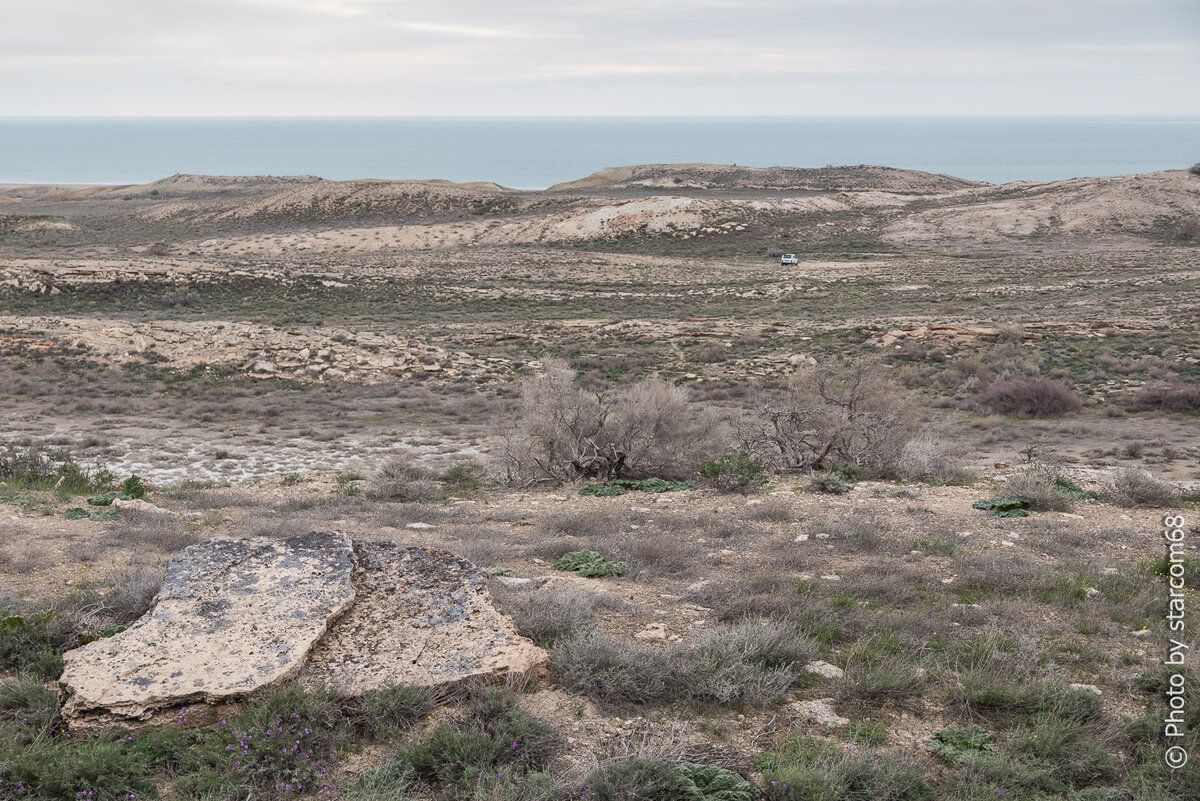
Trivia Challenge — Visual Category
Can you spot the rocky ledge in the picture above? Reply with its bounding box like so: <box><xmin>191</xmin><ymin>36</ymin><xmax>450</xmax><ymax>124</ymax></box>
<box><xmin>58</xmin><ymin>532</ymin><xmax>547</xmax><ymax>729</ymax></box>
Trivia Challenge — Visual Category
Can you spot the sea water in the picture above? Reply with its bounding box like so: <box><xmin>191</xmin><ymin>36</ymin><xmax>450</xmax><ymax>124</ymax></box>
<box><xmin>1</xmin><ymin>116</ymin><xmax>1197</xmax><ymax>188</ymax></box>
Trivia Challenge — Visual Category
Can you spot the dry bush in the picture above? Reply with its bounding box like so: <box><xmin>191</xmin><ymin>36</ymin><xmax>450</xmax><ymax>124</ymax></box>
<box><xmin>1182</xmin><ymin>215</ymin><xmax>1200</xmax><ymax>241</ymax></box>
<box><xmin>690</xmin><ymin>341</ymin><xmax>728</xmax><ymax>364</ymax></box>
<box><xmin>976</xmin><ymin>376</ymin><xmax>1081</xmax><ymax>417</ymax></box>
<box><xmin>897</xmin><ymin>428</ymin><xmax>972</xmax><ymax>484</ymax></box>
<box><xmin>367</xmin><ymin>452</ymin><xmax>442</xmax><ymax>501</ymax></box>
<box><xmin>494</xmin><ymin>359</ymin><xmax>728</xmax><ymax>485</ymax></box>
<box><xmin>1002</xmin><ymin>463</ymin><xmax>1077</xmax><ymax>512</ymax></box>
<box><xmin>107</xmin><ymin>510</ymin><xmax>202</xmax><ymax>553</ymax></box>
<box><xmin>609</xmin><ymin>529</ymin><xmax>703</xmax><ymax>579</ymax></box>
<box><xmin>1106</xmin><ymin>467</ymin><xmax>1180</xmax><ymax>508</ymax></box>
<box><xmin>1131</xmin><ymin>382</ymin><xmax>1200</xmax><ymax>413</ymax></box>
<box><xmin>738</xmin><ymin>355</ymin><xmax>923</xmax><ymax>478</ymax></box>
<box><xmin>493</xmin><ymin>586</ymin><xmax>600</xmax><ymax>647</ymax></box>
<box><xmin>741</xmin><ymin>498</ymin><xmax>794</xmax><ymax>523</ymax></box>
<box><xmin>551</xmin><ymin>620</ymin><xmax>814</xmax><ymax>707</ymax></box>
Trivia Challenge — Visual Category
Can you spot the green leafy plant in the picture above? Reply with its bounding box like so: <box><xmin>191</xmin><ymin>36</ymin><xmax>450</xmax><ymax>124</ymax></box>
<box><xmin>579</xmin><ymin>483</ymin><xmax>628</xmax><ymax>497</ymax></box>
<box><xmin>972</xmin><ymin>495</ymin><xmax>1030</xmax><ymax>517</ymax></box>
<box><xmin>1052</xmin><ymin>476</ymin><xmax>1098</xmax><ymax>500</ymax></box>
<box><xmin>926</xmin><ymin>725</ymin><xmax>996</xmax><ymax>763</ymax></box>
<box><xmin>677</xmin><ymin>762</ymin><xmax>758</xmax><ymax>801</ymax></box>
<box><xmin>65</xmin><ymin>507</ymin><xmax>121</xmax><ymax>521</ymax></box>
<box><xmin>552</xmin><ymin>549</ymin><xmax>628</xmax><ymax>577</ymax></box>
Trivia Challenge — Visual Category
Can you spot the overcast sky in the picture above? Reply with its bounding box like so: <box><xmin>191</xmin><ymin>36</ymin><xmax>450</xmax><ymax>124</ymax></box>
<box><xmin>3</xmin><ymin>0</ymin><xmax>1198</xmax><ymax>116</ymax></box>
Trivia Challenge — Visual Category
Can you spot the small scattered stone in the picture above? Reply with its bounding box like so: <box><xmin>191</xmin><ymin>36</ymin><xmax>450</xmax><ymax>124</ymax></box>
<box><xmin>405</xmin><ymin>522</ymin><xmax>436</xmax><ymax>530</ymax></box>
<box><xmin>1069</xmin><ymin>683</ymin><xmax>1102</xmax><ymax>696</ymax></box>
<box><xmin>790</xmin><ymin>698</ymin><xmax>849</xmax><ymax>728</ymax></box>
<box><xmin>820</xmin><ymin>574</ymin><xmax>841</xmax><ymax>582</ymax></box>
<box><xmin>804</xmin><ymin>661</ymin><xmax>845</xmax><ymax>679</ymax></box>
<box><xmin>794</xmin><ymin>534</ymin><xmax>810</xmax><ymax>542</ymax></box>
<box><xmin>110</xmin><ymin>498</ymin><xmax>173</xmax><ymax>516</ymax></box>
<box><xmin>634</xmin><ymin>623</ymin><xmax>668</xmax><ymax>640</ymax></box>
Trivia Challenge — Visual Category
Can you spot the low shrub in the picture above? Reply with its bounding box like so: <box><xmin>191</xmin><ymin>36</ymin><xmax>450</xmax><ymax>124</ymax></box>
<box><xmin>339</xmin><ymin>759</ymin><xmax>415</xmax><ymax>801</ymax></box>
<box><xmin>1107</xmin><ymin>468</ymin><xmax>1180</xmax><ymax>508</ymax></box>
<box><xmin>172</xmin><ymin>684</ymin><xmax>347</xmax><ymax>798</ymax></box>
<box><xmin>359</xmin><ymin>681</ymin><xmax>435</xmax><ymax>736</ymax></box>
<box><xmin>808</xmin><ymin>470</ymin><xmax>852</xmax><ymax>494</ymax></box>
<box><xmin>0</xmin><ymin>607</ymin><xmax>73</xmax><ymax>679</ymax></box>
<box><xmin>551</xmin><ymin>620</ymin><xmax>814</xmax><ymax>707</ymax></box>
<box><xmin>1131</xmin><ymin>382</ymin><xmax>1200</xmax><ymax>413</ymax></box>
<box><xmin>582</xmin><ymin>758</ymin><xmax>697</xmax><ymax>801</ymax></box>
<box><xmin>582</xmin><ymin>759</ymin><xmax>756</xmax><ymax>801</ymax></box>
<box><xmin>405</xmin><ymin>688</ymin><xmax>558</xmax><ymax>797</ymax></box>
<box><xmin>976</xmin><ymin>376</ymin><xmax>1081</xmax><ymax>417</ymax></box>
<box><xmin>757</xmin><ymin>735</ymin><xmax>933</xmax><ymax>801</ymax></box>
<box><xmin>1000</xmin><ymin>464</ymin><xmax>1091</xmax><ymax>512</ymax></box>
<box><xmin>699</xmin><ymin>451</ymin><xmax>767</xmax><ymax>493</ymax></box>
<box><xmin>498</xmin><ymin>588</ymin><xmax>598</xmax><ymax>647</ymax></box>
<box><xmin>87</xmin><ymin>474</ymin><xmax>147</xmax><ymax>507</ymax></box>
<box><xmin>0</xmin><ymin>443</ymin><xmax>115</xmax><ymax>495</ymax></box>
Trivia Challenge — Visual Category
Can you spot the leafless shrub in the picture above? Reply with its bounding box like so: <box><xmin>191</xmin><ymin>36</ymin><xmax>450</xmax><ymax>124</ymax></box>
<box><xmin>107</xmin><ymin>510</ymin><xmax>201</xmax><ymax>553</ymax></box>
<box><xmin>1131</xmin><ymin>382</ymin><xmax>1200</xmax><ymax>413</ymax></box>
<box><xmin>1106</xmin><ymin>467</ymin><xmax>1180</xmax><ymax>508</ymax></box>
<box><xmin>493</xmin><ymin>587</ymin><xmax>599</xmax><ymax>647</ymax></box>
<box><xmin>101</xmin><ymin>566</ymin><xmax>164</xmax><ymax>625</ymax></box>
<box><xmin>977</xmin><ymin>376</ymin><xmax>1081</xmax><ymax>417</ymax></box>
<box><xmin>69</xmin><ymin>565</ymin><xmax>165</xmax><ymax>635</ymax></box>
<box><xmin>690</xmin><ymin>341</ymin><xmax>728</xmax><ymax>364</ymax></box>
<box><xmin>742</xmin><ymin>498</ymin><xmax>794</xmax><ymax>523</ymax></box>
<box><xmin>1176</xmin><ymin>215</ymin><xmax>1199</xmax><ymax>240</ymax></box>
<box><xmin>551</xmin><ymin>620</ymin><xmax>814</xmax><ymax>707</ymax></box>
<box><xmin>995</xmin><ymin>323</ymin><xmax>1025</xmax><ymax>344</ymax></box>
<box><xmin>494</xmin><ymin>359</ymin><xmax>729</xmax><ymax>485</ymax></box>
<box><xmin>739</xmin><ymin>355</ymin><xmax>920</xmax><ymax>478</ymax></box>
<box><xmin>537</xmin><ymin>508</ymin><xmax>625</xmax><ymax>542</ymax></box>
<box><xmin>897</xmin><ymin>428</ymin><xmax>971</xmax><ymax>483</ymax></box>
<box><xmin>610</xmin><ymin>529</ymin><xmax>703</xmax><ymax>579</ymax></box>
<box><xmin>368</xmin><ymin>451</ymin><xmax>442</xmax><ymax>501</ymax></box>
<box><xmin>1002</xmin><ymin>463</ymin><xmax>1077</xmax><ymax>512</ymax></box>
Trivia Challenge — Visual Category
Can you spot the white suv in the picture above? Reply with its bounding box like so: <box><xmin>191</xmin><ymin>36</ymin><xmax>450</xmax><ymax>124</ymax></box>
<box><xmin>780</xmin><ymin>253</ymin><xmax>798</xmax><ymax>265</ymax></box>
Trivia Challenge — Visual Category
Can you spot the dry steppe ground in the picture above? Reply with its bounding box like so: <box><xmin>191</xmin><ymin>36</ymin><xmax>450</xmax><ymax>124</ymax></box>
<box><xmin>1</xmin><ymin>163</ymin><xmax>1199</xmax><ymax>800</ymax></box>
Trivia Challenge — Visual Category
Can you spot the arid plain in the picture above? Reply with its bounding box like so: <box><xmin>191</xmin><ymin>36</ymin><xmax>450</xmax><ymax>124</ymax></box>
<box><xmin>1</xmin><ymin>163</ymin><xmax>1198</xmax><ymax>800</ymax></box>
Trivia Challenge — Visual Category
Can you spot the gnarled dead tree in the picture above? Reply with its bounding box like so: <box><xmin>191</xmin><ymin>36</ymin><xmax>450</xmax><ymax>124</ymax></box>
<box><xmin>495</xmin><ymin>359</ymin><xmax>725</xmax><ymax>485</ymax></box>
<box><xmin>740</xmin><ymin>355</ymin><xmax>920</xmax><ymax>477</ymax></box>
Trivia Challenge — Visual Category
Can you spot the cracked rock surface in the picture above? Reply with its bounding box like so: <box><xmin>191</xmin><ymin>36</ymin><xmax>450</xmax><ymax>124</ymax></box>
<box><xmin>58</xmin><ymin>533</ymin><xmax>547</xmax><ymax>728</ymax></box>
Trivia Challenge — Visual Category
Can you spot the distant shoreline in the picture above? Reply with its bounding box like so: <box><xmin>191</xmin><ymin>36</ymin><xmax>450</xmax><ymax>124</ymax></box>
<box><xmin>2</xmin><ymin>116</ymin><xmax>1197</xmax><ymax>187</ymax></box>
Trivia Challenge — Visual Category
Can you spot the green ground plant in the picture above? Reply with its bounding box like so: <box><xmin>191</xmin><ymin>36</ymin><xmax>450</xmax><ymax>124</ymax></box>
<box><xmin>552</xmin><ymin>549</ymin><xmax>629</xmax><ymax>578</ymax></box>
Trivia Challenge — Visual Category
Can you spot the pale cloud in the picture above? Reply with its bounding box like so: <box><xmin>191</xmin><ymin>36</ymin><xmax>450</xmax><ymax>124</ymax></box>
<box><xmin>0</xmin><ymin>0</ymin><xmax>1196</xmax><ymax>115</ymax></box>
<box><xmin>397</xmin><ymin>22</ymin><xmax>524</xmax><ymax>39</ymax></box>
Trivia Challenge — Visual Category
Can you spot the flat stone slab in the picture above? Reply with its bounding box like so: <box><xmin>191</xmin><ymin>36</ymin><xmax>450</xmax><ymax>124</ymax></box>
<box><xmin>299</xmin><ymin>541</ymin><xmax>547</xmax><ymax>693</ymax></box>
<box><xmin>59</xmin><ymin>533</ymin><xmax>547</xmax><ymax>728</ymax></box>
